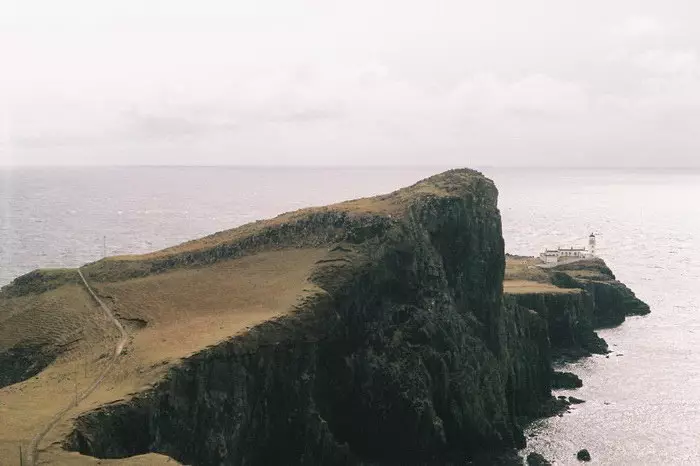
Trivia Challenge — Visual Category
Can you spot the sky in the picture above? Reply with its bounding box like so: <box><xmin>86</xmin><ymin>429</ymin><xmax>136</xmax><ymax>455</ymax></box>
<box><xmin>1</xmin><ymin>0</ymin><xmax>699</xmax><ymax>167</ymax></box>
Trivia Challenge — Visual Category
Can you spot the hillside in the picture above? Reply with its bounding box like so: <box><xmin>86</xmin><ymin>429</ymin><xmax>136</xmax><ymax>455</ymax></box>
<box><xmin>0</xmin><ymin>169</ymin><xmax>649</xmax><ymax>465</ymax></box>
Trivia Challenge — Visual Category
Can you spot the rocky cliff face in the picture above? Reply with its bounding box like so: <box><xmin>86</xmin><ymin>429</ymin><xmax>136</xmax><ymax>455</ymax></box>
<box><xmin>56</xmin><ymin>169</ymin><xmax>649</xmax><ymax>465</ymax></box>
<box><xmin>0</xmin><ymin>343</ymin><xmax>57</xmax><ymax>389</ymax></box>
<box><xmin>548</xmin><ymin>262</ymin><xmax>650</xmax><ymax>329</ymax></box>
<box><xmin>504</xmin><ymin>256</ymin><xmax>650</xmax><ymax>361</ymax></box>
<box><xmin>0</xmin><ymin>268</ymin><xmax>112</xmax><ymax>389</ymax></box>
<box><xmin>64</xmin><ymin>170</ymin><xmax>548</xmax><ymax>464</ymax></box>
<box><xmin>507</xmin><ymin>291</ymin><xmax>607</xmax><ymax>359</ymax></box>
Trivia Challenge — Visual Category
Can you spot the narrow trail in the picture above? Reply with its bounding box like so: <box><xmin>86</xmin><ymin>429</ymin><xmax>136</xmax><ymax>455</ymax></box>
<box><xmin>27</xmin><ymin>268</ymin><xmax>129</xmax><ymax>465</ymax></box>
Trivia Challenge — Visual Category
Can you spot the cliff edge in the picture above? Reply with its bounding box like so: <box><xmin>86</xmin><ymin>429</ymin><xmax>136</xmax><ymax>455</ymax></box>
<box><xmin>505</xmin><ymin>255</ymin><xmax>649</xmax><ymax>359</ymax></box>
<box><xmin>0</xmin><ymin>169</ymin><xmax>649</xmax><ymax>465</ymax></box>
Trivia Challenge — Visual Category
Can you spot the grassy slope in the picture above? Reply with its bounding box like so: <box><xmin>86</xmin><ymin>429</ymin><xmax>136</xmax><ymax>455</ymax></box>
<box><xmin>503</xmin><ymin>255</ymin><xmax>616</xmax><ymax>295</ymax></box>
<box><xmin>503</xmin><ymin>280</ymin><xmax>580</xmax><ymax>294</ymax></box>
<box><xmin>0</xmin><ymin>249</ymin><xmax>327</xmax><ymax>465</ymax></box>
<box><xmin>503</xmin><ymin>256</ymin><xmax>575</xmax><ymax>294</ymax></box>
<box><xmin>0</xmin><ymin>169</ymin><xmax>488</xmax><ymax>465</ymax></box>
<box><xmin>111</xmin><ymin>171</ymin><xmax>461</xmax><ymax>262</ymax></box>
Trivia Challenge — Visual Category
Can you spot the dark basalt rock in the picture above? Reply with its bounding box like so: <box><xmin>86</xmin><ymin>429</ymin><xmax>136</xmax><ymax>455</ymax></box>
<box><xmin>577</xmin><ymin>449</ymin><xmax>592</xmax><ymax>461</ymax></box>
<box><xmin>526</xmin><ymin>451</ymin><xmax>552</xmax><ymax>466</ymax></box>
<box><xmin>551</xmin><ymin>371</ymin><xmax>583</xmax><ymax>389</ymax></box>
<box><xmin>1</xmin><ymin>268</ymin><xmax>79</xmax><ymax>297</ymax></box>
<box><xmin>508</xmin><ymin>291</ymin><xmax>609</xmax><ymax>360</ymax></box>
<box><xmin>51</xmin><ymin>169</ymin><xmax>649</xmax><ymax>465</ymax></box>
<box><xmin>549</xmin><ymin>259</ymin><xmax>650</xmax><ymax>327</ymax></box>
<box><xmin>568</xmin><ymin>396</ymin><xmax>586</xmax><ymax>404</ymax></box>
<box><xmin>0</xmin><ymin>343</ymin><xmax>58</xmax><ymax>388</ymax></box>
<box><xmin>66</xmin><ymin>170</ymin><xmax>551</xmax><ymax>465</ymax></box>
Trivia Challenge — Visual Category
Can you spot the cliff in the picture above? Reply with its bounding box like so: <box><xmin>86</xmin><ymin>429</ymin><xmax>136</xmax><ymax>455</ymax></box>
<box><xmin>548</xmin><ymin>260</ymin><xmax>650</xmax><ymax>327</ymax></box>
<box><xmin>505</xmin><ymin>290</ymin><xmax>606</xmax><ymax>359</ymax></box>
<box><xmin>504</xmin><ymin>255</ymin><xmax>649</xmax><ymax>360</ymax></box>
<box><xmin>64</xmin><ymin>169</ymin><xmax>542</xmax><ymax>464</ymax></box>
<box><xmin>0</xmin><ymin>169</ymin><xmax>649</xmax><ymax>465</ymax></box>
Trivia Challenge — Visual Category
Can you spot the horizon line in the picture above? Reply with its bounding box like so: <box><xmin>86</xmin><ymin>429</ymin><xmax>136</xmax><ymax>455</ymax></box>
<box><xmin>2</xmin><ymin>164</ymin><xmax>700</xmax><ymax>170</ymax></box>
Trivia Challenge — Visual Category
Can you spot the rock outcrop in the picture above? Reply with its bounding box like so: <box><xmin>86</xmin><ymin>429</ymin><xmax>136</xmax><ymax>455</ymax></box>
<box><xmin>551</xmin><ymin>371</ymin><xmax>583</xmax><ymax>389</ymax></box>
<box><xmin>527</xmin><ymin>451</ymin><xmax>552</xmax><ymax>466</ymax></box>
<box><xmin>0</xmin><ymin>169</ymin><xmax>650</xmax><ymax>465</ymax></box>
<box><xmin>66</xmin><ymin>169</ymin><xmax>547</xmax><ymax>464</ymax></box>
<box><xmin>504</xmin><ymin>255</ymin><xmax>649</xmax><ymax>361</ymax></box>
<box><xmin>577</xmin><ymin>448</ymin><xmax>592</xmax><ymax>461</ymax></box>
<box><xmin>549</xmin><ymin>260</ymin><xmax>650</xmax><ymax>327</ymax></box>
<box><xmin>507</xmin><ymin>291</ymin><xmax>607</xmax><ymax>358</ymax></box>
<box><xmin>0</xmin><ymin>343</ymin><xmax>57</xmax><ymax>389</ymax></box>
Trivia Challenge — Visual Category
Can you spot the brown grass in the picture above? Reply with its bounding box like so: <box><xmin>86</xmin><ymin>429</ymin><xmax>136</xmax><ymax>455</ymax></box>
<box><xmin>503</xmin><ymin>279</ymin><xmax>580</xmax><ymax>294</ymax></box>
<box><xmin>0</xmin><ymin>169</ymin><xmax>490</xmax><ymax>464</ymax></box>
<box><xmin>111</xmin><ymin>170</ymin><xmax>481</xmax><ymax>262</ymax></box>
<box><xmin>504</xmin><ymin>255</ymin><xmax>550</xmax><ymax>283</ymax></box>
<box><xmin>0</xmin><ymin>248</ymin><xmax>329</xmax><ymax>465</ymax></box>
<box><xmin>90</xmin><ymin>248</ymin><xmax>328</xmax><ymax>374</ymax></box>
<box><xmin>0</xmin><ymin>284</ymin><xmax>120</xmax><ymax>356</ymax></box>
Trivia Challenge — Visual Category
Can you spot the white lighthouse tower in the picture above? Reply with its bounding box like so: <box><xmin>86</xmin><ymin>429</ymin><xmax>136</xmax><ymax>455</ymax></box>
<box><xmin>588</xmin><ymin>233</ymin><xmax>596</xmax><ymax>257</ymax></box>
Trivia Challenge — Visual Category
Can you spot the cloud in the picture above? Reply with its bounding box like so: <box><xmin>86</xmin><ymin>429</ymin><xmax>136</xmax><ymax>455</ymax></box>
<box><xmin>5</xmin><ymin>46</ymin><xmax>700</xmax><ymax>167</ymax></box>
<box><xmin>451</xmin><ymin>74</ymin><xmax>589</xmax><ymax>118</ymax></box>
<box><xmin>615</xmin><ymin>16</ymin><xmax>666</xmax><ymax>39</ymax></box>
<box><xmin>631</xmin><ymin>49</ymin><xmax>699</xmax><ymax>75</ymax></box>
<box><xmin>5</xmin><ymin>2</ymin><xmax>700</xmax><ymax>167</ymax></box>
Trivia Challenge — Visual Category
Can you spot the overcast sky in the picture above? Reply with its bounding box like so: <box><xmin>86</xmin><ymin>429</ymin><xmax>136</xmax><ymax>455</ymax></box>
<box><xmin>1</xmin><ymin>0</ymin><xmax>699</xmax><ymax>167</ymax></box>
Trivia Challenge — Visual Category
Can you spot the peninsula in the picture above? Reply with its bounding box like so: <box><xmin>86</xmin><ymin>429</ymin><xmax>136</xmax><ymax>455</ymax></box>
<box><xmin>0</xmin><ymin>169</ymin><xmax>649</xmax><ymax>465</ymax></box>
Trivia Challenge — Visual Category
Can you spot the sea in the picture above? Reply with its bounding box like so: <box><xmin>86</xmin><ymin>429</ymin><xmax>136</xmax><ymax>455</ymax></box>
<box><xmin>1</xmin><ymin>166</ymin><xmax>699</xmax><ymax>465</ymax></box>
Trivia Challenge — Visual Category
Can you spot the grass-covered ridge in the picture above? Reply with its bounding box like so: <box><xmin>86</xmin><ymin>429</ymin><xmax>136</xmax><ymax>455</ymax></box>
<box><xmin>0</xmin><ymin>168</ymin><xmax>499</xmax><ymax>465</ymax></box>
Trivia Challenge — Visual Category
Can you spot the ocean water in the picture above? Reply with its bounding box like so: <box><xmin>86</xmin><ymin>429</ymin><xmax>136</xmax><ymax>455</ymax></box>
<box><xmin>1</xmin><ymin>166</ymin><xmax>699</xmax><ymax>464</ymax></box>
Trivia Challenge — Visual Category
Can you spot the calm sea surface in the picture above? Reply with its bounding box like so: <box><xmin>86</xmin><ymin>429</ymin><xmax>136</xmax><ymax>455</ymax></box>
<box><xmin>1</xmin><ymin>166</ymin><xmax>699</xmax><ymax>464</ymax></box>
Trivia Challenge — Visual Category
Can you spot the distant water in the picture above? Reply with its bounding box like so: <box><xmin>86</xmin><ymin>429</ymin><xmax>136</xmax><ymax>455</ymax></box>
<box><xmin>2</xmin><ymin>166</ymin><xmax>699</xmax><ymax>464</ymax></box>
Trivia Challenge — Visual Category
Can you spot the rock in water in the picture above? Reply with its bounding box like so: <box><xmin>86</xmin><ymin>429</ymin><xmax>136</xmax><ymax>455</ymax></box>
<box><xmin>569</xmin><ymin>396</ymin><xmax>586</xmax><ymax>404</ymax></box>
<box><xmin>527</xmin><ymin>451</ymin><xmax>552</xmax><ymax>465</ymax></box>
<box><xmin>551</xmin><ymin>371</ymin><xmax>583</xmax><ymax>389</ymax></box>
<box><xmin>577</xmin><ymin>449</ymin><xmax>592</xmax><ymax>461</ymax></box>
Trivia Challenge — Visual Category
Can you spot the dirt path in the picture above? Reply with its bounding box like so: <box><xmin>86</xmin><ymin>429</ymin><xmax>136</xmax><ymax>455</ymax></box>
<box><xmin>26</xmin><ymin>268</ymin><xmax>129</xmax><ymax>465</ymax></box>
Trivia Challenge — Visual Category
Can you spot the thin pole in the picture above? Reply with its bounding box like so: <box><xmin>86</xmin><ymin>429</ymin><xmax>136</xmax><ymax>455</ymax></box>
<box><xmin>103</xmin><ymin>235</ymin><xmax>106</xmax><ymax>258</ymax></box>
<box><xmin>19</xmin><ymin>444</ymin><xmax>23</xmax><ymax>466</ymax></box>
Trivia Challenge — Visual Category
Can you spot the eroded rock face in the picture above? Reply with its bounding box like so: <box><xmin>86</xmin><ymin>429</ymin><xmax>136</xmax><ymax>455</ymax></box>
<box><xmin>584</xmin><ymin>280</ymin><xmax>650</xmax><ymax>327</ymax></box>
<box><xmin>550</xmin><ymin>260</ymin><xmax>650</xmax><ymax>327</ymax></box>
<box><xmin>551</xmin><ymin>371</ymin><xmax>583</xmax><ymax>390</ymax></box>
<box><xmin>0</xmin><ymin>343</ymin><xmax>57</xmax><ymax>389</ymax></box>
<box><xmin>65</xmin><ymin>170</ymin><xmax>553</xmax><ymax>465</ymax></box>
<box><xmin>507</xmin><ymin>292</ymin><xmax>608</xmax><ymax>358</ymax></box>
<box><xmin>527</xmin><ymin>451</ymin><xmax>552</xmax><ymax>466</ymax></box>
<box><xmin>60</xmin><ymin>170</ymin><xmax>649</xmax><ymax>465</ymax></box>
<box><xmin>507</xmin><ymin>257</ymin><xmax>650</xmax><ymax>361</ymax></box>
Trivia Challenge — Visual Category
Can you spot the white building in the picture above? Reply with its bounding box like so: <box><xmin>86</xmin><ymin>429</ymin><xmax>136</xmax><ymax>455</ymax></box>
<box><xmin>539</xmin><ymin>233</ymin><xmax>596</xmax><ymax>264</ymax></box>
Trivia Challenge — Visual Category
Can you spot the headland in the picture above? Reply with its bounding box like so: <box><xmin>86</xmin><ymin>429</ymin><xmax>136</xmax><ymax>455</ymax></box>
<box><xmin>0</xmin><ymin>169</ymin><xmax>649</xmax><ymax>465</ymax></box>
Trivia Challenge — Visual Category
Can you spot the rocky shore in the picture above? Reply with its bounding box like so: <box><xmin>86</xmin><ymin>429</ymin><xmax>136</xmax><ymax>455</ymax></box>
<box><xmin>504</xmin><ymin>254</ymin><xmax>649</xmax><ymax>361</ymax></box>
<box><xmin>0</xmin><ymin>169</ymin><xmax>649</xmax><ymax>465</ymax></box>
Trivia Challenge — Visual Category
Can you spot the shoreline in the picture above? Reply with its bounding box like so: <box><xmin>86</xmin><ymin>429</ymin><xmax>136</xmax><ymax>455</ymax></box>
<box><xmin>504</xmin><ymin>254</ymin><xmax>650</xmax><ymax>464</ymax></box>
<box><xmin>0</xmin><ymin>170</ymin><xmax>650</xmax><ymax>465</ymax></box>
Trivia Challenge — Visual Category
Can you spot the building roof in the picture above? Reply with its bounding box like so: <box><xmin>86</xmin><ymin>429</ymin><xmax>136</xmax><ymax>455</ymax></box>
<box><xmin>542</xmin><ymin>247</ymin><xmax>588</xmax><ymax>253</ymax></box>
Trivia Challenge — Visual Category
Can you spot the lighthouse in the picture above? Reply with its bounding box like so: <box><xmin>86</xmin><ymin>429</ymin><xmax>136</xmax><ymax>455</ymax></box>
<box><xmin>588</xmin><ymin>233</ymin><xmax>596</xmax><ymax>257</ymax></box>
